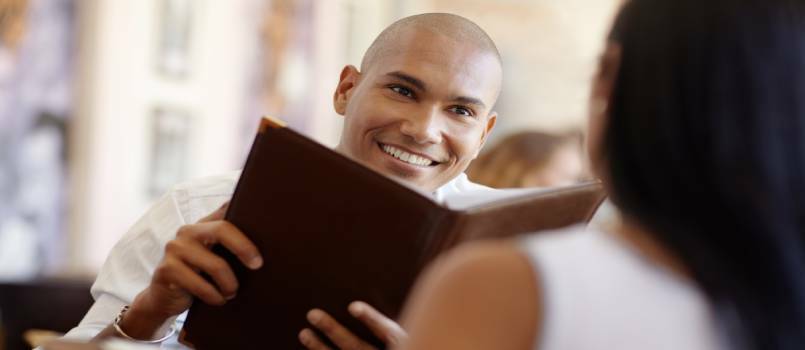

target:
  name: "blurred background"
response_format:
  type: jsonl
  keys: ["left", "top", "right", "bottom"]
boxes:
{"left": 0, "top": 0, "right": 619, "bottom": 294}
{"left": 1, "top": 0, "right": 619, "bottom": 347}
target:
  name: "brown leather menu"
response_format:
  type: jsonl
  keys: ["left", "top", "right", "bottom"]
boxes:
{"left": 181, "top": 117, "right": 606, "bottom": 349}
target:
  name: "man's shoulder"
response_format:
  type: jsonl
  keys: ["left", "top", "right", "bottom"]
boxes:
{"left": 170, "top": 170, "right": 242, "bottom": 195}
{"left": 165, "top": 170, "right": 242, "bottom": 224}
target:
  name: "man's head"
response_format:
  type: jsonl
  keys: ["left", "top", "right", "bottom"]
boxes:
{"left": 333, "top": 13, "right": 502, "bottom": 192}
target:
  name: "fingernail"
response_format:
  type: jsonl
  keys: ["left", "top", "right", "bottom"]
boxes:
{"left": 348, "top": 301, "right": 364, "bottom": 316}
{"left": 225, "top": 293, "right": 236, "bottom": 301}
{"left": 298, "top": 329, "right": 312, "bottom": 345}
{"left": 248, "top": 256, "right": 263, "bottom": 269}
{"left": 307, "top": 309, "right": 322, "bottom": 324}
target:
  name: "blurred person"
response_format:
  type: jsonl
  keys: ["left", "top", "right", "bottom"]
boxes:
{"left": 466, "top": 130, "right": 586, "bottom": 188}
{"left": 395, "top": 1, "right": 805, "bottom": 349}
{"left": 63, "top": 13, "right": 503, "bottom": 349}
{"left": 0, "top": 0, "right": 74, "bottom": 278}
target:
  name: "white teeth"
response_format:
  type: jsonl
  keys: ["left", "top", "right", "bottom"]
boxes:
{"left": 380, "top": 144, "right": 434, "bottom": 167}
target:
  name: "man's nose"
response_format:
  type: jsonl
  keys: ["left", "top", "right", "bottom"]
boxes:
{"left": 400, "top": 107, "right": 444, "bottom": 144}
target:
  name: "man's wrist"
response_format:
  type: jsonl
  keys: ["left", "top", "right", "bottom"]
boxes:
{"left": 117, "top": 295, "right": 174, "bottom": 340}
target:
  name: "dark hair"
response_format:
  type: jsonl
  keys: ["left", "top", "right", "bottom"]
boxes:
{"left": 604, "top": 0, "right": 805, "bottom": 348}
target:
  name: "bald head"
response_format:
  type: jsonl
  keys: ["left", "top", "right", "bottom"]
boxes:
{"left": 360, "top": 13, "right": 501, "bottom": 73}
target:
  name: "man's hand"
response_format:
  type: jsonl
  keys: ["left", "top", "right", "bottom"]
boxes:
{"left": 298, "top": 301, "right": 408, "bottom": 350}
{"left": 103, "top": 202, "right": 263, "bottom": 341}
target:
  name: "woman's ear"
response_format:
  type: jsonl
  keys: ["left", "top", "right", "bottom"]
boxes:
{"left": 587, "top": 43, "right": 622, "bottom": 180}
{"left": 333, "top": 65, "right": 361, "bottom": 115}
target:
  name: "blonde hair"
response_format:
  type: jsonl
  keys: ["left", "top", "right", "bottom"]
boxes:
{"left": 0, "top": 0, "right": 27, "bottom": 49}
{"left": 467, "top": 130, "right": 583, "bottom": 188}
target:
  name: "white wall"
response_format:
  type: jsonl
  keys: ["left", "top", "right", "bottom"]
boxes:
{"left": 68, "top": 0, "right": 257, "bottom": 273}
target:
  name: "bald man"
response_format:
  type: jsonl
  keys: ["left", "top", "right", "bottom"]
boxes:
{"left": 63, "top": 13, "right": 503, "bottom": 349}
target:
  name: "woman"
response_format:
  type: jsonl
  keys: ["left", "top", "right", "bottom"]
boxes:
{"left": 466, "top": 131, "right": 587, "bottom": 188}
{"left": 396, "top": 0, "right": 805, "bottom": 349}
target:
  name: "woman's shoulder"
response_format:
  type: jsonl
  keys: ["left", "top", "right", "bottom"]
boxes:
{"left": 400, "top": 239, "right": 542, "bottom": 350}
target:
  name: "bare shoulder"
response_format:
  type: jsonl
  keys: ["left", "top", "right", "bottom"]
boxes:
{"left": 398, "top": 240, "right": 542, "bottom": 350}
{"left": 419, "top": 240, "right": 538, "bottom": 295}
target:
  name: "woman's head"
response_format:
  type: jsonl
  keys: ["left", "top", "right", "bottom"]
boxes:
{"left": 467, "top": 131, "right": 585, "bottom": 188}
{"left": 595, "top": 0, "right": 805, "bottom": 348}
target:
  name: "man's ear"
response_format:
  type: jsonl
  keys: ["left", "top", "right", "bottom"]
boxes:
{"left": 333, "top": 65, "right": 360, "bottom": 116}
{"left": 474, "top": 112, "right": 498, "bottom": 159}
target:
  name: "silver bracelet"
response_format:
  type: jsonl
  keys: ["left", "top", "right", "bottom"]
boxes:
{"left": 113, "top": 305, "right": 177, "bottom": 343}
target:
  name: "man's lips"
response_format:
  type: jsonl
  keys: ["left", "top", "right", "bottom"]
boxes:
{"left": 377, "top": 142, "right": 442, "bottom": 167}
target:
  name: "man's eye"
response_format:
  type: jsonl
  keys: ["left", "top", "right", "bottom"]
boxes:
{"left": 450, "top": 106, "right": 474, "bottom": 117}
{"left": 390, "top": 85, "right": 414, "bottom": 98}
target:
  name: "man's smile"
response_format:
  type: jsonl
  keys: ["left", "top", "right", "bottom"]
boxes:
{"left": 377, "top": 142, "right": 442, "bottom": 168}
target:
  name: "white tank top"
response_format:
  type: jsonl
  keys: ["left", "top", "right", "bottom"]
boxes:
{"left": 521, "top": 226, "right": 725, "bottom": 350}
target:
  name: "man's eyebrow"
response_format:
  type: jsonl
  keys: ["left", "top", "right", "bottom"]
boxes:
{"left": 452, "top": 96, "right": 486, "bottom": 110}
{"left": 386, "top": 71, "right": 427, "bottom": 91}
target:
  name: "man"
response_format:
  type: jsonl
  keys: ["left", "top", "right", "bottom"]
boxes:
{"left": 63, "top": 13, "right": 503, "bottom": 349}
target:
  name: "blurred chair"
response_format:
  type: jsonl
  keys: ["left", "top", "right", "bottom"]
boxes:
{"left": 467, "top": 130, "right": 588, "bottom": 188}
{"left": 0, "top": 278, "right": 93, "bottom": 350}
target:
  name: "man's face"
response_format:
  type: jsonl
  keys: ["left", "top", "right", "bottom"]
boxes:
{"left": 334, "top": 29, "right": 501, "bottom": 192}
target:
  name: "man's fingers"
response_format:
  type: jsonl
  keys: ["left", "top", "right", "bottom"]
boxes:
{"left": 349, "top": 301, "right": 407, "bottom": 346}
{"left": 298, "top": 328, "right": 334, "bottom": 350}
{"left": 307, "top": 309, "right": 374, "bottom": 350}
{"left": 176, "top": 221, "right": 262, "bottom": 270}
{"left": 211, "top": 221, "right": 263, "bottom": 269}
{"left": 157, "top": 217, "right": 260, "bottom": 307}
{"left": 167, "top": 238, "right": 239, "bottom": 299}
{"left": 153, "top": 256, "right": 226, "bottom": 305}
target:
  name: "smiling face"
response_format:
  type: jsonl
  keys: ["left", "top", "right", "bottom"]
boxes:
{"left": 333, "top": 29, "right": 502, "bottom": 192}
